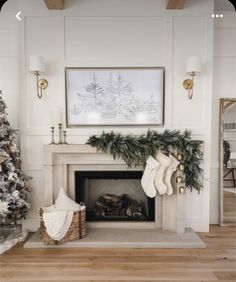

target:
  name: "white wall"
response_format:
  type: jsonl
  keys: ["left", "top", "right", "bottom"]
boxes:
{"left": 210, "top": 12, "right": 236, "bottom": 224}
{"left": 0, "top": 1, "right": 19, "bottom": 130}
{"left": 1, "top": 0, "right": 214, "bottom": 231}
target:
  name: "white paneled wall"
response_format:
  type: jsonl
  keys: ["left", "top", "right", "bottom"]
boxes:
{"left": 1, "top": 0, "right": 215, "bottom": 231}
{"left": 65, "top": 17, "right": 166, "bottom": 63}
{"left": 0, "top": 4, "right": 18, "bottom": 130}
{"left": 172, "top": 17, "right": 207, "bottom": 130}
{"left": 210, "top": 12, "right": 236, "bottom": 224}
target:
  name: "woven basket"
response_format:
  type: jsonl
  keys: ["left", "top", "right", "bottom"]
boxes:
{"left": 39, "top": 207, "right": 86, "bottom": 245}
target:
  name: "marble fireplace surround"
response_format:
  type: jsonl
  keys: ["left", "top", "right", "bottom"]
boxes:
{"left": 44, "top": 145, "right": 186, "bottom": 233}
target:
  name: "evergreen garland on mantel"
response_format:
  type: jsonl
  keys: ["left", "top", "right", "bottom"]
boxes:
{"left": 86, "top": 130, "right": 203, "bottom": 192}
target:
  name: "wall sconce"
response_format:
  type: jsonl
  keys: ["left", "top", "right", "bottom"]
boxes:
{"left": 183, "top": 56, "right": 201, "bottom": 99}
{"left": 29, "top": 55, "right": 48, "bottom": 99}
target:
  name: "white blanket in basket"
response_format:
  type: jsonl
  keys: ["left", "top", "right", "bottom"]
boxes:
{"left": 43, "top": 210, "right": 74, "bottom": 241}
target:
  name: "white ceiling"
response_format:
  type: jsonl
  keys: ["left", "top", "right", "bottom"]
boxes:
{"left": 214, "top": 0, "right": 235, "bottom": 11}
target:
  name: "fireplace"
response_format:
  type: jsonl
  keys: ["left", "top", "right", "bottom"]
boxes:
{"left": 44, "top": 144, "right": 186, "bottom": 232}
{"left": 75, "top": 171, "right": 155, "bottom": 222}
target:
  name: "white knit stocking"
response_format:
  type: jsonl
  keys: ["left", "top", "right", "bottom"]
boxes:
{"left": 154, "top": 152, "right": 172, "bottom": 195}
{"left": 141, "top": 156, "right": 160, "bottom": 198}
{"left": 163, "top": 154, "right": 179, "bottom": 195}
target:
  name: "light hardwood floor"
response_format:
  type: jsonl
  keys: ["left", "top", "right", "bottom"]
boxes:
{"left": 223, "top": 190, "right": 236, "bottom": 224}
{"left": 0, "top": 225, "right": 235, "bottom": 282}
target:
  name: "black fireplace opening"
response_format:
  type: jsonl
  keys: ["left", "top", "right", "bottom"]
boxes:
{"left": 75, "top": 171, "right": 155, "bottom": 222}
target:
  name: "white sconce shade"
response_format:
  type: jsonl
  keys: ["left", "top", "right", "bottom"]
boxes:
{"left": 29, "top": 55, "right": 45, "bottom": 74}
{"left": 183, "top": 56, "right": 201, "bottom": 99}
{"left": 185, "top": 56, "right": 201, "bottom": 74}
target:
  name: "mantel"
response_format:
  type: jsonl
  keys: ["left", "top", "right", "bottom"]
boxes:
{"left": 44, "top": 144, "right": 99, "bottom": 156}
{"left": 44, "top": 144, "right": 127, "bottom": 166}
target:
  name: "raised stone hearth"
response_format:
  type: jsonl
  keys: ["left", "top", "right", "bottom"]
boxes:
{"left": 25, "top": 228, "right": 206, "bottom": 249}
{"left": 44, "top": 145, "right": 186, "bottom": 233}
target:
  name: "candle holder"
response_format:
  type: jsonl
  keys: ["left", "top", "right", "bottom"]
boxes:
{"left": 49, "top": 126, "right": 56, "bottom": 145}
{"left": 57, "top": 123, "right": 63, "bottom": 145}
{"left": 63, "top": 130, "right": 68, "bottom": 145}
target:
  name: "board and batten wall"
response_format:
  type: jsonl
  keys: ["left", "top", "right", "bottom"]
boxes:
{"left": 1, "top": 0, "right": 214, "bottom": 231}
{"left": 210, "top": 11, "right": 236, "bottom": 224}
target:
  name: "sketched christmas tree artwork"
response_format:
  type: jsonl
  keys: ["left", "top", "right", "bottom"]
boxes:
{"left": 67, "top": 69, "right": 163, "bottom": 125}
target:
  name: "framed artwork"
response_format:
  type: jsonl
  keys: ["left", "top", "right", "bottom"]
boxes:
{"left": 65, "top": 67, "right": 165, "bottom": 126}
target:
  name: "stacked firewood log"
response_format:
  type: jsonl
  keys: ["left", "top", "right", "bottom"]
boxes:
{"left": 95, "top": 194, "right": 145, "bottom": 219}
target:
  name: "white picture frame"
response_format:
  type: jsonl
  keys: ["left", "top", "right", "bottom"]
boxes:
{"left": 65, "top": 67, "right": 165, "bottom": 126}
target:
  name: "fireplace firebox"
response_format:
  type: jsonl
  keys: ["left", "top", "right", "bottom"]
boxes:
{"left": 75, "top": 171, "right": 155, "bottom": 222}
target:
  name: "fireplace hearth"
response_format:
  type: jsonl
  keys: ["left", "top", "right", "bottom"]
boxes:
{"left": 75, "top": 171, "right": 155, "bottom": 222}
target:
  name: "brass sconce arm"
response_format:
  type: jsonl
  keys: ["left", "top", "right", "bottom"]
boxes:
{"left": 29, "top": 55, "right": 48, "bottom": 99}
{"left": 183, "top": 72, "right": 196, "bottom": 100}
{"left": 34, "top": 71, "right": 48, "bottom": 99}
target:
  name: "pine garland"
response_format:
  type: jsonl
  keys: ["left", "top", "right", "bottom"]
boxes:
{"left": 86, "top": 130, "right": 203, "bottom": 192}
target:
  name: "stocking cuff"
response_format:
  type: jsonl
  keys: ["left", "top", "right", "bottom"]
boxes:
{"left": 169, "top": 154, "right": 180, "bottom": 169}
{"left": 146, "top": 156, "right": 160, "bottom": 169}
{"left": 155, "top": 152, "right": 172, "bottom": 167}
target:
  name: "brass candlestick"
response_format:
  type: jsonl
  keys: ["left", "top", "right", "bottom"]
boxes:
{"left": 63, "top": 130, "right": 68, "bottom": 145}
{"left": 49, "top": 126, "right": 56, "bottom": 145}
{"left": 57, "top": 123, "right": 63, "bottom": 145}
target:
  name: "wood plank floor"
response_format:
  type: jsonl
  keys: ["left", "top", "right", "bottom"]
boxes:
{"left": 223, "top": 190, "right": 236, "bottom": 224}
{"left": 0, "top": 225, "right": 235, "bottom": 282}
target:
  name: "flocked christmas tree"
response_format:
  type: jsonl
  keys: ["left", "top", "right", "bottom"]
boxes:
{"left": 0, "top": 90, "right": 30, "bottom": 225}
